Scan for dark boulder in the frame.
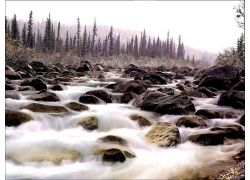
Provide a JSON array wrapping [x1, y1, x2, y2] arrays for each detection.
[[218, 90, 245, 109], [84, 90, 112, 103], [30, 61, 48, 72], [113, 80, 147, 95], [157, 88, 174, 95], [120, 92, 137, 104], [231, 80, 245, 91], [21, 78, 47, 91], [76, 61, 91, 72], [210, 125, 245, 139], [18, 86, 36, 91], [21, 103, 69, 113], [181, 90, 207, 98], [188, 131, 225, 146], [237, 114, 245, 126], [195, 109, 222, 120], [5, 109, 33, 127], [79, 94, 106, 104], [138, 92, 195, 115], [176, 115, 207, 128], [51, 84, 64, 91], [5, 84, 16, 90], [77, 116, 98, 130], [28, 91, 60, 102], [196, 87, 217, 97], [5, 69, 22, 80], [129, 114, 152, 127]]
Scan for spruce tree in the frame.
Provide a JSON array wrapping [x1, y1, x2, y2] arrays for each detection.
[[91, 18, 97, 55], [130, 36, 134, 56], [11, 14, 20, 40], [134, 35, 139, 59], [116, 34, 120, 56], [27, 11, 34, 48], [65, 31, 69, 52], [82, 25, 87, 56], [181, 42, 185, 59], [21, 23, 27, 46], [87, 32, 91, 54], [108, 26, 114, 56], [147, 37, 152, 57], [166, 30, 170, 58], [152, 38, 156, 58], [70, 36, 73, 50], [177, 35, 181, 59], [56, 21, 61, 52], [102, 35, 108, 57]]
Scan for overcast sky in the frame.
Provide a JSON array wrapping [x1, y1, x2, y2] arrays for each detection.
[[6, 1, 243, 53]]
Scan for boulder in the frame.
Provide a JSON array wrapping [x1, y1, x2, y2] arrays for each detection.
[[210, 125, 245, 139], [157, 88, 175, 95], [138, 92, 195, 115], [237, 114, 245, 126], [5, 109, 33, 127], [5, 69, 22, 80], [21, 103, 69, 113], [129, 114, 152, 127], [181, 90, 207, 98], [30, 61, 48, 72], [51, 84, 64, 91], [28, 91, 60, 102], [65, 101, 89, 111], [231, 80, 245, 91], [188, 131, 225, 146], [21, 78, 47, 91], [84, 90, 112, 103], [120, 92, 137, 104], [18, 86, 36, 91], [215, 161, 245, 180], [197, 65, 239, 90], [144, 122, 181, 147], [79, 94, 106, 104], [77, 116, 98, 130], [224, 111, 238, 119], [93, 144, 136, 163], [98, 135, 127, 146], [195, 109, 222, 120], [218, 90, 245, 109], [196, 87, 217, 97], [5, 84, 16, 90], [176, 115, 207, 128], [76, 61, 91, 72], [143, 74, 167, 85], [113, 80, 147, 95]]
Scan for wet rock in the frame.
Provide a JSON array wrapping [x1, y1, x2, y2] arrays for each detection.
[[93, 144, 136, 163], [215, 161, 245, 180], [144, 122, 181, 147], [138, 92, 195, 115], [237, 114, 245, 126], [84, 90, 112, 103], [176, 115, 207, 128], [210, 124, 245, 139], [113, 80, 147, 95], [21, 78, 47, 91], [218, 90, 245, 109], [97, 74, 105, 79], [93, 64, 104, 71], [198, 65, 239, 90], [77, 116, 98, 130], [79, 94, 106, 104], [55, 62, 65, 72], [21, 103, 69, 113], [181, 90, 207, 98], [51, 84, 64, 91], [18, 86, 36, 91], [120, 92, 137, 104], [129, 114, 152, 127], [233, 150, 245, 162], [65, 101, 89, 111], [76, 61, 91, 72], [98, 135, 127, 146], [5, 69, 22, 80], [5, 84, 16, 90], [173, 66, 192, 76], [231, 80, 245, 91], [224, 111, 238, 119], [28, 91, 60, 102], [157, 88, 175, 95], [123, 64, 148, 77], [143, 74, 167, 85], [188, 131, 225, 146], [5, 109, 33, 127], [196, 87, 217, 97], [195, 109, 222, 120], [30, 61, 48, 72]]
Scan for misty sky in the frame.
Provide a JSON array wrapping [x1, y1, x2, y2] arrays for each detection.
[[6, 1, 243, 53]]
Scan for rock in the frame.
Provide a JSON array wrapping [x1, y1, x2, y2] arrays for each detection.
[[55, 62, 65, 71], [138, 92, 195, 115], [198, 65, 239, 90], [21, 103, 69, 113], [181, 90, 207, 98], [188, 131, 225, 145], [123, 65, 148, 77], [157, 88, 175, 95], [120, 92, 137, 104], [113, 80, 147, 95], [176, 115, 207, 128], [97, 74, 105, 79], [98, 135, 127, 146], [144, 74, 167, 85], [5, 69, 22, 80], [195, 109, 222, 120], [231, 80, 245, 91], [144, 122, 181, 147], [79, 94, 106, 104], [215, 161, 245, 180], [210, 125, 245, 139], [21, 78, 47, 91], [76, 61, 91, 72], [65, 101, 89, 111], [5, 84, 16, 90], [218, 90, 245, 109], [28, 91, 60, 102], [51, 84, 64, 91], [237, 114, 245, 126], [18, 86, 36, 91], [233, 150, 245, 162], [5, 109, 33, 127], [224, 111, 238, 119], [196, 87, 217, 97], [30, 61, 48, 72], [93, 64, 104, 71], [93, 144, 136, 163], [129, 114, 152, 127], [77, 116, 98, 130], [84, 90, 112, 103]]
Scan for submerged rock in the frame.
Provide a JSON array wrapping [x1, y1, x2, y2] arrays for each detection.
[[28, 91, 60, 102], [79, 94, 106, 104], [93, 144, 136, 163], [21, 103, 69, 113], [77, 116, 98, 130], [84, 90, 112, 103], [5, 109, 33, 127], [65, 101, 89, 111], [51, 84, 64, 91], [129, 114, 152, 127], [144, 122, 181, 147], [98, 135, 127, 146], [176, 115, 207, 128]]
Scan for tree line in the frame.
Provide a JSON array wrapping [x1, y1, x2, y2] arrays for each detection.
[[6, 11, 189, 61]]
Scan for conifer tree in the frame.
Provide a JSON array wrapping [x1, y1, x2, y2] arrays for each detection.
[[169, 38, 173, 59], [147, 37, 152, 57], [87, 32, 91, 54], [108, 26, 114, 56], [11, 14, 20, 40], [141, 29, 147, 56], [166, 30, 170, 58], [130, 36, 134, 56], [73, 35, 76, 49], [56, 21, 61, 52], [91, 18, 97, 55], [173, 42, 176, 59], [116, 34, 120, 56], [134, 35, 139, 59], [65, 31, 69, 52], [82, 25, 87, 56], [102, 35, 108, 57], [76, 17, 81, 55], [152, 38, 156, 58], [70, 36, 73, 50], [21, 23, 27, 46], [27, 11, 34, 48], [97, 38, 102, 55], [181, 42, 185, 59], [187, 55, 190, 62]]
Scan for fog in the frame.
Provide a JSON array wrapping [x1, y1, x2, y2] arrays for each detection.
[[6, 1, 242, 53]]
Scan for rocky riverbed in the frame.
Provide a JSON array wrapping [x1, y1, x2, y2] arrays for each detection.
[[5, 61, 245, 179]]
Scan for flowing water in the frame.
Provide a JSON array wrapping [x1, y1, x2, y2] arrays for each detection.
[[5, 72, 244, 179]]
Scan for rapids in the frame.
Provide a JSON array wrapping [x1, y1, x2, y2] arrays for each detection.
[[5, 72, 244, 179]]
